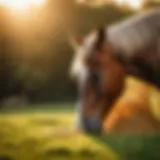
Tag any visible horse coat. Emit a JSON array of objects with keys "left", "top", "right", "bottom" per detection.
[
  {"left": 89, "top": 8, "right": 160, "bottom": 88},
  {"left": 71, "top": 9, "right": 160, "bottom": 79},
  {"left": 107, "top": 9, "right": 160, "bottom": 57},
  {"left": 70, "top": 8, "right": 160, "bottom": 134}
]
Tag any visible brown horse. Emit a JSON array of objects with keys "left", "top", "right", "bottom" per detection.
[{"left": 70, "top": 8, "right": 160, "bottom": 134}]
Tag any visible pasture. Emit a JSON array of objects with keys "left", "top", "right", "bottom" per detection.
[{"left": 0, "top": 104, "right": 160, "bottom": 160}]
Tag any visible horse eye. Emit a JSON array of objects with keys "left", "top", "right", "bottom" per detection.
[
  {"left": 85, "top": 58, "right": 99, "bottom": 69},
  {"left": 85, "top": 58, "right": 91, "bottom": 66}
]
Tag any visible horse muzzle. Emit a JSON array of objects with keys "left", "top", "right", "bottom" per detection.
[{"left": 76, "top": 116, "right": 103, "bottom": 135}]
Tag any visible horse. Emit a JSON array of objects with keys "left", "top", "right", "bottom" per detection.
[
  {"left": 69, "top": 8, "right": 160, "bottom": 134},
  {"left": 103, "top": 76, "right": 160, "bottom": 134}
]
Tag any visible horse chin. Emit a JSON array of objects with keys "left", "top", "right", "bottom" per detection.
[{"left": 76, "top": 115, "right": 103, "bottom": 135}]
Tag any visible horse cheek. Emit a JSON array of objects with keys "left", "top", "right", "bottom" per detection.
[{"left": 107, "top": 64, "right": 125, "bottom": 96}]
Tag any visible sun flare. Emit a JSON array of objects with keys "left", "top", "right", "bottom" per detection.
[
  {"left": 0, "top": 0, "right": 45, "bottom": 11},
  {"left": 115, "top": 0, "right": 142, "bottom": 9}
]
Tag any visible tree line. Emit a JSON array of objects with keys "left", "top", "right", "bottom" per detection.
[{"left": 0, "top": 0, "right": 158, "bottom": 105}]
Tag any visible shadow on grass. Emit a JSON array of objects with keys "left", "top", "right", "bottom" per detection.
[
  {"left": 0, "top": 155, "right": 13, "bottom": 160},
  {"left": 78, "top": 148, "right": 96, "bottom": 157},
  {"left": 92, "top": 134, "right": 160, "bottom": 160},
  {"left": 29, "top": 118, "right": 60, "bottom": 126},
  {"left": 45, "top": 147, "right": 101, "bottom": 159},
  {"left": 45, "top": 148, "right": 72, "bottom": 157}
]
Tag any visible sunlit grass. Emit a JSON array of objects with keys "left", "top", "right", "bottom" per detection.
[
  {"left": 0, "top": 109, "right": 118, "bottom": 160},
  {"left": 0, "top": 94, "right": 160, "bottom": 160}
]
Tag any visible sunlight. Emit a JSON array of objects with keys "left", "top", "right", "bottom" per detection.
[
  {"left": 0, "top": 0, "right": 45, "bottom": 11},
  {"left": 115, "top": 0, "right": 124, "bottom": 5},
  {"left": 115, "top": 0, "right": 142, "bottom": 9}
]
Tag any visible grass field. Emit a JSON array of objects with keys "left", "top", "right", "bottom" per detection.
[{"left": 0, "top": 104, "right": 160, "bottom": 160}]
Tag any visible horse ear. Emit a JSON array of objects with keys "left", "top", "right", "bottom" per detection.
[
  {"left": 96, "top": 27, "right": 106, "bottom": 48},
  {"left": 68, "top": 34, "right": 84, "bottom": 49},
  {"left": 98, "top": 27, "right": 106, "bottom": 43}
]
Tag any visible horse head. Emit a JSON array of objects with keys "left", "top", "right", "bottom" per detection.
[
  {"left": 69, "top": 9, "right": 160, "bottom": 134},
  {"left": 69, "top": 28, "right": 126, "bottom": 134}
]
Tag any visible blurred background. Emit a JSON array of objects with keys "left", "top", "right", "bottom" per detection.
[
  {"left": 0, "top": 0, "right": 159, "bottom": 108},
  {"left": 0, "top": 1, "right": 160, "bottom": 160}
]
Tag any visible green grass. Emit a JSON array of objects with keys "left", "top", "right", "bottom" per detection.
[
  {"left": 0, "top": 104, "right": 118, "bottom": 160},
  {"left": 0, "top": 104, "right": 160, "bottom": 160}
]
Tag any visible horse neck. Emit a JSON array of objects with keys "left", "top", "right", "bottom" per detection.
[
  {"left": 124, "top": 42, "right": 160, "bottom": 88},
  {"left": 119, "top": 76, "right": 153, "bottom": 110}
]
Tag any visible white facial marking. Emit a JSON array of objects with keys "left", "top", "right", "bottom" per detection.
[{"left": 70, "top": 31, "right": 98, "bottom": 78}]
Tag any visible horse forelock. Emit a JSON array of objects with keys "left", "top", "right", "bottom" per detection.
[{"left": 70, "top": 30, "right": 102, "bottom": 79}]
